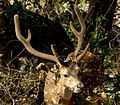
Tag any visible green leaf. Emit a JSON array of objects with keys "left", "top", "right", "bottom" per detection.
[{"left": 0, "top": 72, "right": 2, "bottom": 78}]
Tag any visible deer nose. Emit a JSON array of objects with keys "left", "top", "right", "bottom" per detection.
[{"left": 77, "top": 83, "right": 84, "bottom": 88}]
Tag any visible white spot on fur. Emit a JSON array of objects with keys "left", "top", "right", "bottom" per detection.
[
  {"left": 53, "top": 76, "right": 56, "bottom": 80},
  {"left": 45, "top": 91, "right": 47, "bottom": 94},
  {"left": 52, "top": 98, "right": 57, "bottom": 104}
]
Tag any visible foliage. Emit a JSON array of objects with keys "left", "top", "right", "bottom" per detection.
[
  {"left": 104, "top": 72, "right": 120, "bottom": 104},
  {"left": 0, "top": 0, "right": 120, "bottom": 104},
  {"left": 0, "top": 56, "right": 46, "bottom": 104}
]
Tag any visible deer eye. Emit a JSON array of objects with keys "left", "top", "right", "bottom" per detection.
[{"left": 63, "top": 74, "right": 69, "bottom": 78}]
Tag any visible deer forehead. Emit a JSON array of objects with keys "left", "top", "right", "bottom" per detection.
[{"left": 60, "top": 65, "right": 79, "bottom": 75}]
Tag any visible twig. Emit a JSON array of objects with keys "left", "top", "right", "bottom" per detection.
[
  {"left": 8, "top": 48, "right": 25, "bottom": 66},
  {"left": 95, "top": 0, "right": 115, "bottom": 31},
  {"left": 0, "top": 98, "right": 5, "bottom": 105},
  {"left": 109, "top": 34, "right": 120, "bottom": 49},
  {"left": 0, "top": 83, "right": 15, "bottom": 105}
]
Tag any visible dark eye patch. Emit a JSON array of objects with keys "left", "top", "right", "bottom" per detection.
[{"left": 63, "top": 74, "right": 69, "bottom": 78}]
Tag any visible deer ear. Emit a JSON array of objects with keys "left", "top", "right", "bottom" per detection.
[
  {"left": 46, "top": 62, "right": 55, "bottom": 70},
  {"left": 46, "top": 62, "right": 58, "bottom": 73}
]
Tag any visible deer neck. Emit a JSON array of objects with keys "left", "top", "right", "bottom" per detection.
[
  {"left": 63, "top": 87, "right": 73, "bottom": 100},
  {"left": 57, "top": 80, "right": 73, "bottom": 100}
]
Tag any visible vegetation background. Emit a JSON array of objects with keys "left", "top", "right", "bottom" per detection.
[{"left": 0, "top": 0, "right": 120, "bottom": 104}]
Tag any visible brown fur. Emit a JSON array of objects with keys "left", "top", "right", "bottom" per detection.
[{"left": 44, "top": 52, "right": 104, "bottom": 105}]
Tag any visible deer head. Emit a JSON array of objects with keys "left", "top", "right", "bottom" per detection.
[{"left": 14, "top": 4, "right": 90, "bottom": 105}]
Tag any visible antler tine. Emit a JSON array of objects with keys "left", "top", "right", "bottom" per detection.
[
  {"left": 70, "top": 4, "right": 86, "bottom": 57},
  {"left": 51, "top": 45, "right": 62, "bottom": 66},
  {"left": 14, "top": 14, "right": 58, "bottom": 63},
  {"left": 77, "top": 43, "right": 90, "bottom": 61}
]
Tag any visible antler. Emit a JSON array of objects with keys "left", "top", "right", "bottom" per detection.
[
  {"left": 14, "top": 14, "right": 59, "bottom": 63},
  {"left": 70, "top": 4, "right": 89, "bottom": 61}
]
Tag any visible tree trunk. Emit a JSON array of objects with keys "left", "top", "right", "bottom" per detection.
[{"left": 85, "top": 0, "right": 117, "bottom": 56}]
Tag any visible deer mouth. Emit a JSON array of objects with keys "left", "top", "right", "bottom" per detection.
[
  {"left": 73, "top": 88, "right": 81, "bottom": 93},
  {"left": 73, "top": 83, "right": 84, "bottom": 93},
  {"left": 66, "top": 86, "right": 81, "bottom": 93}
]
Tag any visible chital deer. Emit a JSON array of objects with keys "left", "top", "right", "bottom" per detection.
[{"left": 14, "top": 4, "right": 104, "bottom": 105}]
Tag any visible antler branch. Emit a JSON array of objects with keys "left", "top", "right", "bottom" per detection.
[
  {"left": 70, "top": 4, "right": 86, "bottom": 57},
  {"left": 77, "top": 43, "right": 90, "bottom": 61},
  {"left": 14, "top": 14, "right": 58, "bottom": 63}
]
